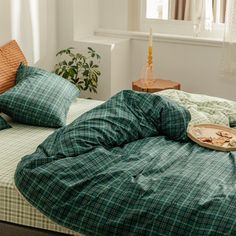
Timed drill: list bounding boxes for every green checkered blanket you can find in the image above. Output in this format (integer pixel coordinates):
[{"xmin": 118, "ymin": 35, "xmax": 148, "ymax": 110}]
[{"xmin": 15, "ymin": 90, "xmax": 236, "ymax": 235}]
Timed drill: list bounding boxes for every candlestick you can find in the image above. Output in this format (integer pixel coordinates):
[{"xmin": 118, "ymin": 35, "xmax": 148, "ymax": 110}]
[{"xmin": 139, "ymin": 28, "xmax": 155, "ymax": 84}]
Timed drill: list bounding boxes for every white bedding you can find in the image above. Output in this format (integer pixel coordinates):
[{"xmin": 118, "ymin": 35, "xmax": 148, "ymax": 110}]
[
  {"xmin": 0, "ymin": 98, "xmax": 103, "ymax": 235},
  {"xmin": 158, "ymin": 89, "xmax": 236, "ymax": 126}
]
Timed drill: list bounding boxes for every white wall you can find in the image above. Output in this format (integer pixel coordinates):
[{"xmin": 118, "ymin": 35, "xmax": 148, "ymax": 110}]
[
  {"xmin": 57, "ymin": 0, "xmax": 74, "ymax": 50},
  {"xmin": 131, "ymin": 38, "xmax": 236, "ymax": 101},
  {"xmin": 57, "ymin": 0, "xmax": 114, "ymax": 100},
  {"xmin": 2, "ymin": 0, "xmax": 232, "ymax": 101},
  {"xmin": 57, "ymin": 0, "xmax": 134, "ymax": 100},
  {"xmin": 98, "ymin": 0, "xmax": 128, "ymax": 30},
  {"xmin": 55, "ymin": 0, "xmax": 236, "ymax": 101},
  {"xmin": 0, "ymin": 0, "xmax": 57, "ymax": 71},
  {"xmin": 111, "ymin": 39, "xmax": 131, "ymax": 94},
  {"xmin": 73, "ymin": 0, "xmax": 98, "ymax": 39},
  {"xmin": 96, "ymin": 0, "xmax": 236, "ymax": 101},
  {"xmin": 0, "ymin": 1, "xmax": 12, "ymax": 45},
  {"xmin": 98, "ymin": 0, "xmax": 140, "ymax": 31}
]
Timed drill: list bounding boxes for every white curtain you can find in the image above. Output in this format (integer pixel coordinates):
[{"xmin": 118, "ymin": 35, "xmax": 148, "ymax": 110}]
[
  {"xmin": 204, "ymin": 0, "xmax": 213, "ymax": 30},
  {"xmin": 192, "ymin": 0, "xmax": 213, "ymax": 36},
  {"xmin": 221, "ymin": 0, "xmax": 236, "ymax": 78}
]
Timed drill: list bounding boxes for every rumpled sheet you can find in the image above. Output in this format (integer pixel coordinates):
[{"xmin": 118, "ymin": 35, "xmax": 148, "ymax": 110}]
[{"xmin": 158, "ymin": 89, "xmax": 236, "ymax": 126}]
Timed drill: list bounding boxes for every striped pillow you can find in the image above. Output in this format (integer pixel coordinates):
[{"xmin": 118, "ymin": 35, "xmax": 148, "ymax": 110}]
[{"xmin": 0, "ymin": 40, "xmax": 27, "ymax": 93}]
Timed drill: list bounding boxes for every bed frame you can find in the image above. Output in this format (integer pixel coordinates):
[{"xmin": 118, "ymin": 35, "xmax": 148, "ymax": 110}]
[{"xmin": 0, "ymin": 221, "xmax": 72, "ymax": 236}]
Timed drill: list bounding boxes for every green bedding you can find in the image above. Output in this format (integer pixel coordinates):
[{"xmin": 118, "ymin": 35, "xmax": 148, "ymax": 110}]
[{"xmin": 15, "ymin": 90, "xmax": 236, "ymax": 235}]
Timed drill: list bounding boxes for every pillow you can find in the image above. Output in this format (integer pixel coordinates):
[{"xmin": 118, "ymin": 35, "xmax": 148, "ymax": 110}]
[
  {"xmin": 0, "ymin": 40, "xmax": 27, "ymax": 93},
  {"xmin": 0, "ymin": 115, "xmax": 11, "ymax": 130},
  {"xmin": 0, "ymin": 64, "xmax": 80, "ymax": 128}
]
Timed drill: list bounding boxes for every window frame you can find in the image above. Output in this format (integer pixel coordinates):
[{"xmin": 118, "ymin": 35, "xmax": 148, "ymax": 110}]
[{"xmin": 139, "ymin": 0, "xmax": 225, "ymax": 39}]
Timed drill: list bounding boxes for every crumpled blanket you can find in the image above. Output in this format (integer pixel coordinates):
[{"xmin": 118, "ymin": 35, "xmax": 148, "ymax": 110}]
[
  {"xmin": 15, "ymin": 90, "xmax": 236, "ymax": 236},
  {"xmin": 158, "ymin": 89, "xmax": 236, "ymax": 126}
]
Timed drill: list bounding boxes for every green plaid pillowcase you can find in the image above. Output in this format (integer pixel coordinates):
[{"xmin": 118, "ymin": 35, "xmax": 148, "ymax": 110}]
[
  {"xmin": 0, "ymin": 64, "xmax": 79, "ymax": 128},
  {"xmin": 16, "ymin": 64, "xmax": 47, "ymax": 84},
  {"xmin": 0, "ymin": 115, "xmax": 11, "ymax": 130}
]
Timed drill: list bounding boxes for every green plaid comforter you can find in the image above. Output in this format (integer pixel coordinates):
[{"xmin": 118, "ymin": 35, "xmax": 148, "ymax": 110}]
[{"xmin": 15, "ymin": 90, "xmax": 236, "ymax": 235}]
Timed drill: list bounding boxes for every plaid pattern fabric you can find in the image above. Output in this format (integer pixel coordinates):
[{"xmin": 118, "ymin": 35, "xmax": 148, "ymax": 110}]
[
  {"xmin": 0, "ymin": 115, "xmax": 11, "ymax": 130},
  {"xmin": 0, "ymin": 98, "xmax": 103, "ymax": 236},
  {"xmin": 0, "ymin": 64, "xmax": 79, "ymax": 128},
  {"xmin": 158, "ymin": 89, "xmax": 236, "ymax": 126},
  {"xmin": 13, "ymin": 90, "xmax": 214, "ymax": 236}
]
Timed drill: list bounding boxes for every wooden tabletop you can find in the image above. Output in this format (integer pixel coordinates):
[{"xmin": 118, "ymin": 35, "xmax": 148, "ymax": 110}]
[{"xmin": 132, "ymin": 79, "xmax": 181, "ymax": 93}]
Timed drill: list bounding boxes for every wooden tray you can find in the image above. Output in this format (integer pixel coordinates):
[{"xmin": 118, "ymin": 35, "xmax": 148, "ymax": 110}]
[{"xmin": 187, "ymin": 124, "xmax": 236, "ymax": 152}]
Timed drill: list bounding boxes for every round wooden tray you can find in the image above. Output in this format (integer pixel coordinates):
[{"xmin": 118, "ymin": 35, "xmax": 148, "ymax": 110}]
[{"xmin": 187, "ymin": 124, "xmax": 236, "ymax": 152}]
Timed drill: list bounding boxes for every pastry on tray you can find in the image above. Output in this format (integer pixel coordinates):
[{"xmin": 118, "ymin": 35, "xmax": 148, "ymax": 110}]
[{"xmin": 188, "ymin": 124, "xmax": 236, "ymax": 151}]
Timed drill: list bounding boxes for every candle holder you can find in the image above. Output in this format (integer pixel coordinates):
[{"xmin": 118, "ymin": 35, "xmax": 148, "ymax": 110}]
[{"xmin": 140, "ymin": 29, "xmax": 155, "ymax": 86}]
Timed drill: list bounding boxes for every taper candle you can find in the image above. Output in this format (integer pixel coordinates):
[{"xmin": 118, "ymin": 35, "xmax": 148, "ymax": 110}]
[
  {"xmin": 149, "ymin": 28, "xmax": 153, "ymax": 47},
  {"xmin": 148, "ymin": 28, "xmax": 153, "ymax": 66}
]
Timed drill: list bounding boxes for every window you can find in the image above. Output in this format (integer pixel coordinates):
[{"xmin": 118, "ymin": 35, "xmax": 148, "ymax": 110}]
[
  {"xmin": 146, "ymin": 0, "xmax": 169, "ymax": 20},
  {"xmin": 141, "ymin": 0, "xmax": 226, "ymax": 38},
  {"xmin": 145, "ymin": 0, "xmax": 226, "ymax": 23}
]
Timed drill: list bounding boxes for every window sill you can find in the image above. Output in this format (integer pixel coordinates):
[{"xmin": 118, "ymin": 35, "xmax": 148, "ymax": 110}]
[{"xmin": 95, "ymin": 28, "xmax": 224, "ymax": 47}]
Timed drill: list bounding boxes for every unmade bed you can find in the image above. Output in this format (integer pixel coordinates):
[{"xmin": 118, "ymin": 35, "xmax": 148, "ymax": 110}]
[
  {"xmin": 13, "ymin": 90, "xmax": 236, "ymax": 236},
  {"xmin": 0, "ymin": 98, "xmax": 103, "ymax": 236},
  {"xmin": 2, "ymin": 89, "xmax": 236, "ymax": 235},
  {"xmin": 2, "ymin": 40, "xmax": 236, "ymax": 236}
]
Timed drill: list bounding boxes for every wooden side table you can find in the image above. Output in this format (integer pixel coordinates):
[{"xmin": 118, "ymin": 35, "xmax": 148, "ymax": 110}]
[{"xmin": 132, "ymin": 79, "xmax": 181, "ymax": 93}]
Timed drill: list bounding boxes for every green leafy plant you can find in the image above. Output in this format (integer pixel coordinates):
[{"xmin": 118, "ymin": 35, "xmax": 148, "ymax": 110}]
[{"xmin": 55, "ymin": 47, "xmax": 101, "ymax": 93}]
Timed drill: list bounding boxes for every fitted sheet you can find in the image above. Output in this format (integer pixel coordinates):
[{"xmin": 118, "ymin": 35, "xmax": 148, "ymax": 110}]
[{"xmin": 0, "ymin": 98, "xmax": 103, "ymax": 235}]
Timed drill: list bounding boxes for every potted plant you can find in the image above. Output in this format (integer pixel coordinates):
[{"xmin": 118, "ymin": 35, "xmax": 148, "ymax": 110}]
[{"xmin": 54, "ymin": 47, "xmax": 101, "ymax": 93}]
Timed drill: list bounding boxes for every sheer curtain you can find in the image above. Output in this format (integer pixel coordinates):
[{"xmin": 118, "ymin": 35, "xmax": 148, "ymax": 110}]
[
  {"xmin": 192, "ymin": 0, "xmax": 216, "ymax": 35},
  {"xmin": 170, "ymin": 0, "xmax": 214, "ymax": 35},
  {"xmin": 212, "ymin": 0, "xmax": 227, "ymax": 23},
  {"xmin": 221, "ymin": 0, "xmax": 236, "ymax": 78}
]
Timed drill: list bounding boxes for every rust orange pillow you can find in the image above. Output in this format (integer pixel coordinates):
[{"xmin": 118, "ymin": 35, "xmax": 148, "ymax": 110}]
[{"xmin": 0, "ymin": 40, "xmax": 27, "ymax": 93}]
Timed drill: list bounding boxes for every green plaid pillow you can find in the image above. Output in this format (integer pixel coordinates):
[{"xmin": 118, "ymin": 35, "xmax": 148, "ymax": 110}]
[
  {"xmin": 0, "ymin": 64, "xmax": 79, "ymax": 128},
  {"xmin": 0, "ymin": 115, "xmax": 11, "ymax": 130}
]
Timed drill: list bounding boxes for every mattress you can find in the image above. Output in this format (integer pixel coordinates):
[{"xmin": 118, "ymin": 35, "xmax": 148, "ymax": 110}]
[{"xmin": 0, "ymin": 98, "xmax": 103, "ymax": 235}]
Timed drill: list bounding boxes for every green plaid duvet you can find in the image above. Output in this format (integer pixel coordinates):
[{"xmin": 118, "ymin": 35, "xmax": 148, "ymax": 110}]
[{"xmin": 14, "ymin": 90, "xmax": 236, "ymax": 235}]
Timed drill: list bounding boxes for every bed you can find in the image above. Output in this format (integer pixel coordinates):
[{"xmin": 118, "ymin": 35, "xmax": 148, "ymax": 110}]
[
  {"xmin": 12, "ymin": 89, "xmax": 236, "ymax": 236},
  {"xmin": 2, "ymin": 40, "xmax": 236, "ymax": 236},
  {"xmin": 0, "ymin": 39, "xmax": 104, "ymax": 235},
  {"xmin": 0, "ymin": 98, "xmax": 103, "ymax": 236}
]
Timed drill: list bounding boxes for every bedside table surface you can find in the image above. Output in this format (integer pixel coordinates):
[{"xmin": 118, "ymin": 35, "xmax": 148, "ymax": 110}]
[{"xmin": 132, "ymin": 79, "xmax": 180, "ymax": 93}]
